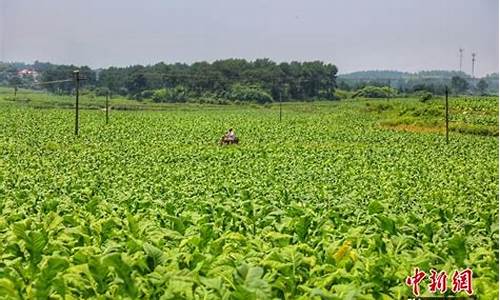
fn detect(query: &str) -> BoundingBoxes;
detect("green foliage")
[227,84,273,104]
[8,76,22,87]
[450,123,498,136]
[127,73,148,96]
[377,96,499,137]
[0,97,497,298]
[152,86,189,103]
[338,70,499,96]
[364,102,393,113]
[451,76,469,94]
[418,91,433,102]
[93,87,111,97]
[39,64,96,94]
[352,86,397,98]
[0,60,338,101]
[476,79,488,95]
[333,89,352,100]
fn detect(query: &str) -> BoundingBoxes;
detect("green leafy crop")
[0,98,497,299]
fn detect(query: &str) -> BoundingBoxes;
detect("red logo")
[405,268,473,296]
[405,268,427,296]
[428,269,448,294]
[451,268,474,295]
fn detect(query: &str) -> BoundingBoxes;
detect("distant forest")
[0,60,337,103]
[338,70,499,95]
[0,60,497,103]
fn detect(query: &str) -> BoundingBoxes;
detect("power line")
[27,72,87,136]
[33,72,469,87]
[33,79,73,85]
[337,77,456,81]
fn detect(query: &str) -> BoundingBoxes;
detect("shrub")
[352,86,397,98]
[364,102,393,113]
[418,91,433,102]
[227,84,273,104]
[318,89,336,100]
[94,87,111,97]
[140,90,155,99]
[450,123,499,136]
[152,86,189,103]
[334,89,352,100]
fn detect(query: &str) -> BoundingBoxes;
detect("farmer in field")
[219,128,239,145]
[227,128,236,141]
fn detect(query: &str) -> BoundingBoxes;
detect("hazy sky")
[0,0,498,75]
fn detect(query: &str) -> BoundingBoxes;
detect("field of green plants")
[0,95,498,299]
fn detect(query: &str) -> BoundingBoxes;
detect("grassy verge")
[368,97,498,136]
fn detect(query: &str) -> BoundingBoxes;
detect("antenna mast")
[459,48,464,72]
[471,53,476,78]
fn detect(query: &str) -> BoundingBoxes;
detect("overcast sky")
[0,0,498,76]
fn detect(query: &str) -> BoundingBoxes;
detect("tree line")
[337,70,498,96]
[2,61,497,102]
[0,59,338,103]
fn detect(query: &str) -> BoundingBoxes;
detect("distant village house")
[17,68,40,80]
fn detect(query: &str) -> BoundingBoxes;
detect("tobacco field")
[0,98,498,299]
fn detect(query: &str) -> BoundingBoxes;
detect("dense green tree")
[152,86,189,103]
[451,76,469,94]
[38,64,95,93]
[477,79,488,95]
[93,59,338,102]
[337,80,351,91]
[127,72,148,97]
[8,76,22,88]
[227,83,273,104]
[336,70,497,96]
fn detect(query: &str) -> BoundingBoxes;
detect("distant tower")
[471,53,476,78]
[459,48,464,72]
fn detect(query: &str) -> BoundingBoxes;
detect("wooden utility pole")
[74,70,81,135]
[279,90,282,122]
[106,91,109,124]
[387,79,391,101]
[445,86,449,143]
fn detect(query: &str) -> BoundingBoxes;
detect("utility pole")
[275,78,283,122]
[106,91,109,124]
[279,89,282,122]
[471,53,476,78]
[445,86,449,143]
[386,79,391,101]
[459,48,464,72]
[73,70,81,136]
